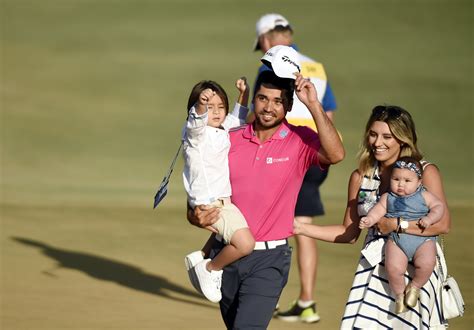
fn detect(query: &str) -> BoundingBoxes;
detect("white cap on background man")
[253,13,291,51]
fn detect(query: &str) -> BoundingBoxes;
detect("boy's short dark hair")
[254,70,294,111]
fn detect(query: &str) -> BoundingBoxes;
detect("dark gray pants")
[210,239,292,330]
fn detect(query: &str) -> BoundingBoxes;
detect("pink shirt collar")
[242,119,292,143]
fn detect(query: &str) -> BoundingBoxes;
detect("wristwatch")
[398,217,409,233]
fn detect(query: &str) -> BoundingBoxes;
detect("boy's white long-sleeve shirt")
[183,103,248,207]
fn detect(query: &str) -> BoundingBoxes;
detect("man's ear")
[260,35,270,51]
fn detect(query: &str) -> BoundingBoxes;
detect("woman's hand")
[187,204,220,233]
[293,218,304,235]
[375,217,398,235]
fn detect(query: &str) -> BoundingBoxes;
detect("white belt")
[215,235,287,250]
[254,239,288,250]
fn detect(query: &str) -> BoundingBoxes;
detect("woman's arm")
[294,170,362,243]
[377,164,451,236]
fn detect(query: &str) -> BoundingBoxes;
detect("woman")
[294,105,451,329]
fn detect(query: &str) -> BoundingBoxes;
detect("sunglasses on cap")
[371,105,402,119]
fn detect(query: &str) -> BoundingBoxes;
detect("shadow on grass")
[12,236,215,309]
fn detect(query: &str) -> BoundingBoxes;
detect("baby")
[359,157,444,313]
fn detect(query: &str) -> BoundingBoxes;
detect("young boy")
[183,78,255,303]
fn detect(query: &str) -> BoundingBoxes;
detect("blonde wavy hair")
[357,105,423,177]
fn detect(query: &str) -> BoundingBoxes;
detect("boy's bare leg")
[207,228,255,271]
[385,240,408,295]
[201,233,216,258]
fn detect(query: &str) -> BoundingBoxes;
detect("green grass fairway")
[2,1,472,329]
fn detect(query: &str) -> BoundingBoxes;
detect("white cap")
[261,45,300,79]
[253,13,291,51]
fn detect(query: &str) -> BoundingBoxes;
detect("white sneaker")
[194,259,222,303]
[184,251,204,294]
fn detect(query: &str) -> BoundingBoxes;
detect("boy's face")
[390,168,421,196]
[206,94,226,128]
[253,85,287,129]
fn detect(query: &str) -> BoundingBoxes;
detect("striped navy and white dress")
[340,163,448,329]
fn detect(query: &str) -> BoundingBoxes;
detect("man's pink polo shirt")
[229,119,322,241]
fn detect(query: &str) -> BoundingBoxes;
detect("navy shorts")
[294,165,328,217]
[209,238,292,329]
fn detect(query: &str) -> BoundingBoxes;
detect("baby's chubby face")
[206,94,227,128]
[390,167,421,196]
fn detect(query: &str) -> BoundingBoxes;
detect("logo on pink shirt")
[266,157,290,164]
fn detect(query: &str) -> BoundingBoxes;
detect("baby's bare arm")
[359,194,388,228]
[418,191,444,228]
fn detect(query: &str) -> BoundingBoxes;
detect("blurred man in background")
[252,13,338,324]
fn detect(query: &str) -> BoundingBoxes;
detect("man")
[252,13,338,323]
[187,49,344,329]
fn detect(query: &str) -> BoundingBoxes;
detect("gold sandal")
[395,294,407,314]
[405,284,420,308]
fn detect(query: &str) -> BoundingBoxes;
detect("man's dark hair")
[271,25,293,34]
[254,70,294,111]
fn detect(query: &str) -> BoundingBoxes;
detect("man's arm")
[325,110,334,122]
[294,74,344,165]
[186,203,219,233]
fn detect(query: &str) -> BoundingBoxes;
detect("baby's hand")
[236,77,248,94]
[199,88,215,106]
[418,217,431,229]
[359,217,372,229]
